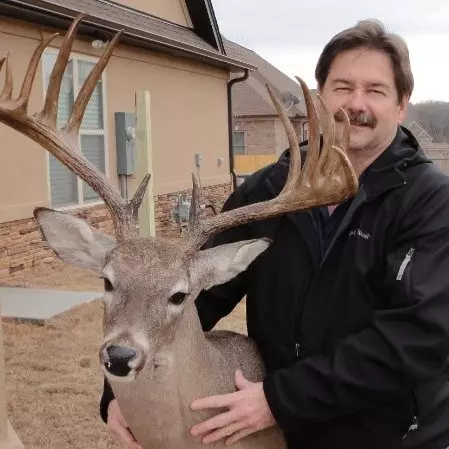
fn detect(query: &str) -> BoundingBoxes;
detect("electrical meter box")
[115,112,136,175]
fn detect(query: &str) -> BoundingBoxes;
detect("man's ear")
[34,207,116,271]
[397,96,409,124]
[191,238,271,291]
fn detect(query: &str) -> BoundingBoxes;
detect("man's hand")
[107,399,143,449]
[190,369,277,445]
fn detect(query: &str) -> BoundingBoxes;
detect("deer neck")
[167,301,214,374]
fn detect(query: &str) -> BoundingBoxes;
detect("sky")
[211,0,449,104]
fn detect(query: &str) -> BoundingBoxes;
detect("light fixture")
[91,39,109,49]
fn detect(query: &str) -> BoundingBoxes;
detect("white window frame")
[303,122,308,142]
[42,48,109,211]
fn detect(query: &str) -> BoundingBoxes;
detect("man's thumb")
[235,368,251,390]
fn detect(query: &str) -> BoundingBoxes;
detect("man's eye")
[102,277,113,292]
[169,292,187,305]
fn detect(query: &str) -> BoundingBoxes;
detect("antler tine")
[65,31,122,137]
[315,94,336,176]
[265,83,301,192]
[38,13,87,126]
[185,79,358,252]
[188,173,201,232]
[129,174,152,219]
[0,53,13,102]
[15,32,60,113]
[295,76,320,186]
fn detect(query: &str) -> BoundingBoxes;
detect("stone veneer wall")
[0,182,231,282]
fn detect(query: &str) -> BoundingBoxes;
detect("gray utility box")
[115,112,136,175]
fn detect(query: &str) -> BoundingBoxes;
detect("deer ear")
[192,238,271,290]
[34,207,116,271]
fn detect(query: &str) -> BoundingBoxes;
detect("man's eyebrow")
[366,82,390,90]
[330,78,352,85]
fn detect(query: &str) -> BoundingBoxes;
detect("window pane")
[81,135,105,202]
[49,155,78,207]
[233,131,245,146]
[42,53,74,129]
[232,131,246,155]
[78,61,104,130]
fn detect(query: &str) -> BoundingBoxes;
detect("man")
[102,19,449,449]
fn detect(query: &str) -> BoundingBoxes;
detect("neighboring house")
[0,0,254,280]
[223,39,309,177]
[406,121,433,145]
[405,121,449,173]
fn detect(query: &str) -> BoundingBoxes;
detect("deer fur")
[34,208,286,448]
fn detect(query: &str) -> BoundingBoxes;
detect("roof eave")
[0,0,255,72]
[185,0,225,54]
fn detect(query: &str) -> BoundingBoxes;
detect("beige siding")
[115,0,192,26]
[0,17,230,223]
[0,22,50,222]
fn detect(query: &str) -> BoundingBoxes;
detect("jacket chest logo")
[348,228,371,240]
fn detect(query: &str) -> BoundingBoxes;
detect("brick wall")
[155,182,231,238]
[0,182,231,282]
[235,117,305,156]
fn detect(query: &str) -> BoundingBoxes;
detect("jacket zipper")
[397,248,419,439]
[403,390,420,439]
[396,248,415,281]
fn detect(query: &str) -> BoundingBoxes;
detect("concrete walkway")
[0,287,100,323]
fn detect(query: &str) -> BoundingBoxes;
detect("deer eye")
[169,292,187,305]
[102,277,113,292]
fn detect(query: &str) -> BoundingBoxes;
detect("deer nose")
[104,345,137,377]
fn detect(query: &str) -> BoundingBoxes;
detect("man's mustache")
[334,110,377,128]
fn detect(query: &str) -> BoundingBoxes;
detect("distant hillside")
[407,101,449,143]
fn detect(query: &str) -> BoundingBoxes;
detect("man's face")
[319,47,407,154]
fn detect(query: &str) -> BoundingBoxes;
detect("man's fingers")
[107,400,142,449]
[191,410,237,436]
[226,427,255,445]
[202,420,247,445]
[191,392,238,411]
[234,369,251,390]
[112,421,142,449]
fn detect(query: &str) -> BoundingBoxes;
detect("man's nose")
[101,344,138,377]
[345,88,368,112]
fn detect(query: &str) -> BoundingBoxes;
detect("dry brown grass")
[2,263,246,448]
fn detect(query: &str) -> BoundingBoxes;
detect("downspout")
[227,69,249,191]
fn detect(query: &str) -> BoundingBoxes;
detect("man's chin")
[349,136,371,151]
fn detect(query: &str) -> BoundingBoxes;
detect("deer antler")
[186,78,358,251]
[0,14,150,241]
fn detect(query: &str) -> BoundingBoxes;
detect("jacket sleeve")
[263,179,449,432]
[195,181,252,331]
[100,377,114,423]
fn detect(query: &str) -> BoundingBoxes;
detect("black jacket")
[100,126,449,449]
[195,126,449,449]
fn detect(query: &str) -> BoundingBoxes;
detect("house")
[0,0,255,280]
[406,121,433,145]
[223,39,309,179]
[405,121,449,173]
